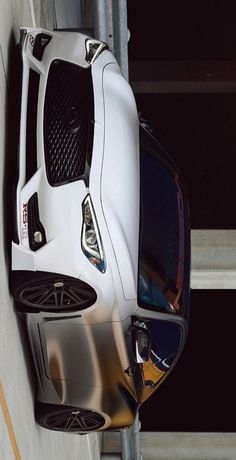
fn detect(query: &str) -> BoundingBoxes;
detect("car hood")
[100,62,140,301]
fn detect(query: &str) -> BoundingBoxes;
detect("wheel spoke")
[77,414,87,428]
[65,289,83,304]
[58,288,71,306]
[52,414,69,428]
[73,415,85,429]
[37,290,54,305]
[65,415,75,431]
[84,415,99,425]
[53,289,59,306]
[73,286,91,297]
[23,287,50,302]
[60,288,64,306]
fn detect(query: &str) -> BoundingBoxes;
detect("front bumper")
[12,29,114,279]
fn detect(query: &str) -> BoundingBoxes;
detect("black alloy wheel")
[36,403,105,432]
[13,271,97,313]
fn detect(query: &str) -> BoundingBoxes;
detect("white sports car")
[10,28,190,433]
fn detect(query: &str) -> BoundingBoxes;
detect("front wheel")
[12,271,97,313]
[36,402,106,433]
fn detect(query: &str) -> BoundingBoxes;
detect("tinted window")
[148,320,182,372]
[136,319,183,400]
[138,128,189,316]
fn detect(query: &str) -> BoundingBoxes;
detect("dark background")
[127,1,236,61]
[127,0,236,431]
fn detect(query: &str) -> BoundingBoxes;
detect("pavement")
[0,0,100,459]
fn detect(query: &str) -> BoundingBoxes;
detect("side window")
[135,319,182,394]
[148,320,182,373]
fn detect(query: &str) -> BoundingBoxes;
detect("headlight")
[82,195,106,273]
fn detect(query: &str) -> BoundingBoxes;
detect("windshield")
[138,127,190,316]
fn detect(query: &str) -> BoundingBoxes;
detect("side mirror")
[132,327,151,364]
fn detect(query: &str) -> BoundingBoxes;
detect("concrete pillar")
[191,230,236,288]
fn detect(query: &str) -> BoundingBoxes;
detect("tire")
[12,271,97,313]
[36,402,106,433]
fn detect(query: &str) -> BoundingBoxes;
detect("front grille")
[44,60,94,186]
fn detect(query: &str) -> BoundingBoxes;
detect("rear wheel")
[12,271,97,313]
[36,402,106,432]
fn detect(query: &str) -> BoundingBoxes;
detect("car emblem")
[67,106,81,133]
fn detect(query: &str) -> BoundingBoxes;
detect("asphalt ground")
[0,1,100,458]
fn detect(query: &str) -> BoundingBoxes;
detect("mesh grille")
[44,60,94,186]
